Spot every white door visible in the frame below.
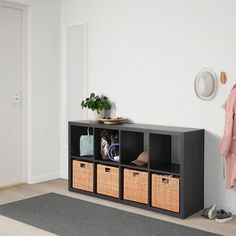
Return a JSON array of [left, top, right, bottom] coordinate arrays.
[[0, 5, 23, 187]]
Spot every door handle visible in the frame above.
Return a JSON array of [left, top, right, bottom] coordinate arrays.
[[11, 91, 21, 107]]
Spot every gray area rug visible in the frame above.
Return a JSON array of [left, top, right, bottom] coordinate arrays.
[[0, 193, 219, 236]]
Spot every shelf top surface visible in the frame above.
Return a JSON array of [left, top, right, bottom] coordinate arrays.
[[69, 120, 203, 134]]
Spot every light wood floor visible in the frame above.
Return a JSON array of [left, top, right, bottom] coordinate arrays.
[[0, 179, 235, 236]]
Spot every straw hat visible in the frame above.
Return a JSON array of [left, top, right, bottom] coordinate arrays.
[[194, 68, 217, 100]]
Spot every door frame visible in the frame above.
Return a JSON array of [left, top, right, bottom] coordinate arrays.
[[60, 22, 88, 178], [0, 1, 32, 184]]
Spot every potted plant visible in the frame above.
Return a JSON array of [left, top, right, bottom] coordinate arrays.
[[81, 93, 111, 118]]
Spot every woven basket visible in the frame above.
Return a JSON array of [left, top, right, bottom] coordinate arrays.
[[97, 164, 119, 198], [123, 168, 148, 204], [72, 160, 93, 192], [152, 174, 179, 213]]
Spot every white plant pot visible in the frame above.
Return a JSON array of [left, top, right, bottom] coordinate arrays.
[[96, 110, 105, 119], [88, 110, 105, 120]]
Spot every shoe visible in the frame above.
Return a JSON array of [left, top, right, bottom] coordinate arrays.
[[202, 204, 217, 219], [215, 210, 233, 223]]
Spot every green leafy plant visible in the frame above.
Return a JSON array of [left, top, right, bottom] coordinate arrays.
[[81, 93, 111, 114]]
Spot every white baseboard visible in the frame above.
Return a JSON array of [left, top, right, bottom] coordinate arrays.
[[28, 172, 61, 184], [60, 171, 68, 180]]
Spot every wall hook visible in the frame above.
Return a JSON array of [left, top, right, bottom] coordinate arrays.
[[220, 72, 227, 85]]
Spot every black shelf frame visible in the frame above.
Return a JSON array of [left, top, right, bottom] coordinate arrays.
[[120, 163, 148, 171], [68, 121, 204, 219], [71, 155, 94, 162], [149, 164, 180, 176], [94, 159, 119, 166]]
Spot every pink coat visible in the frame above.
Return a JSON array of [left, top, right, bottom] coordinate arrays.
[[221, 84, 236, 188]]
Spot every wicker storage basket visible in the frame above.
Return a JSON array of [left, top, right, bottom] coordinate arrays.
[[72, 160, 93, 192], [123, 168, 148, 204], [97, 164, 119, 198], [152, 174, 179, 213]]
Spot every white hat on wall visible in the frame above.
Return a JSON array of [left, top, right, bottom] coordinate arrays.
[[194, 68, 218, 100]]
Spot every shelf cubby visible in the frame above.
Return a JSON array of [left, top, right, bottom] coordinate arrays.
[[70, 125, 94, 158], [94, 128, 119, 162], [149, 134, 181, 175], [120, 131, 145, 167]]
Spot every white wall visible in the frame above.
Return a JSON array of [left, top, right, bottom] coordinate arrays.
[[5, 0, 61, 183], [30, 0, 61, 183], [61, 0, 236, 213]]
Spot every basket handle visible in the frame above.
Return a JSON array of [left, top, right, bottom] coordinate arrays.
[[105, 167, 110, 172], [161, 177, 169, 184], [133, 172, 139, 177], [80, 163, 86, 168]]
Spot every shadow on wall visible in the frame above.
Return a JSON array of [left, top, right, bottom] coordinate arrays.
[[204, 131, 236, 210]]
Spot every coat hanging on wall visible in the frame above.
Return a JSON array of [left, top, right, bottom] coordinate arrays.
[[221, 84, 236, 188]]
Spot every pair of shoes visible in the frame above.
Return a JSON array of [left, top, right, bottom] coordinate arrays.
[[202, 204, 217, 219], [215, 210, 233, 223], [202, 205, 233, 223]]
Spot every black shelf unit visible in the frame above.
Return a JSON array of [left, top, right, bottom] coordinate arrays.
[[68, 120, 204, 219]]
